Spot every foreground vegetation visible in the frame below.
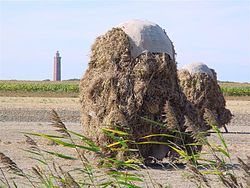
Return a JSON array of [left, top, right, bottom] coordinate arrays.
[[0, 110, 249, 187], [0, 80, 250, 98]]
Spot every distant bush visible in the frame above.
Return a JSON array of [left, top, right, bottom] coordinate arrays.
[[65, 78, 80, 81]]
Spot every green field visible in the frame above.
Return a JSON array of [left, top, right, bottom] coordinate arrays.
[[0, 80, 249, 97], [0, 80, 79, 97], [219, 82, 250, 96]]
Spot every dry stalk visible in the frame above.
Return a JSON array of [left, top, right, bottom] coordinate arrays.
[[0, 152, 24, 176], [163, 100, 179, 130], [32, 166, 47, 185], [0, 167, 11, 188], [50, 109, 70, 138], [0, 152, 36, 187], [25, 135, 37, 146], [50, 110, 97, 187], [187, 164, 211, 187], [238, 157, 250, 186]]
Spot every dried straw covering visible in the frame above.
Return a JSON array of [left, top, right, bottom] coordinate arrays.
[[80, 28, 204, 161], [178, 67, 232, 130]]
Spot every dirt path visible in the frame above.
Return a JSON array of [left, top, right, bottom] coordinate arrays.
[[0, 97, 80, 122], [1, 97, 249, 126], [0, 97, 250, 187]]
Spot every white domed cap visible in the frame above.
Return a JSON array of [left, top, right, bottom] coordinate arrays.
[[116, 19, 175, 59], [181, 62, 215, 79]]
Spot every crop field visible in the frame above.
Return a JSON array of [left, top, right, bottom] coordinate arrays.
[[219, 81, 250, 96], [0, 80, 79, 97], [0, 80, 250, 98]]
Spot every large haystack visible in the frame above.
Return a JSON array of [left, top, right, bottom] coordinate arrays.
[[80, 20, 204, 161], [178, 63, 232, 130]]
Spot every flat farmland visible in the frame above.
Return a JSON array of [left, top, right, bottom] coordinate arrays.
[[1, 80, 250, 98], [0, 96, 249, 187], [219, 81, 250, 97], [0, 80, 79, 97]]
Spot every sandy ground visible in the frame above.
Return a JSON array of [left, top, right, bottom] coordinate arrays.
[[0, 97, 250, 187]]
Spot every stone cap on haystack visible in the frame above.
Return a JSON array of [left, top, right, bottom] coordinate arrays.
[[181, 62, 215, 79], [116, 19, 175, 60]]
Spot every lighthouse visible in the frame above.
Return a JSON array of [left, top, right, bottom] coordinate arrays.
[[53, 51, 61, 81]]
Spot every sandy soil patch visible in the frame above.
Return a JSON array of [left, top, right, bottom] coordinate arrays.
[[0, 97, 249, 187]]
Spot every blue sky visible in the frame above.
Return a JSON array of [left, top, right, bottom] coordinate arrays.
[[0, 0, 249, 82]]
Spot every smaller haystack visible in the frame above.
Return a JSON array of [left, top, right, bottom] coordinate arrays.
[[178, 62, 232, 131]]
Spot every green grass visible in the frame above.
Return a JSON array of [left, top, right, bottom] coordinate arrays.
[[219, 82, 250, 96], [0, 80, 79, 97], [220, 86, 250, 96], [0, 81, 79, 93]]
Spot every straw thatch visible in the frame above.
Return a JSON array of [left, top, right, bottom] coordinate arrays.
[[80, 23, 205, 161], [178, 63, 232, 130]]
